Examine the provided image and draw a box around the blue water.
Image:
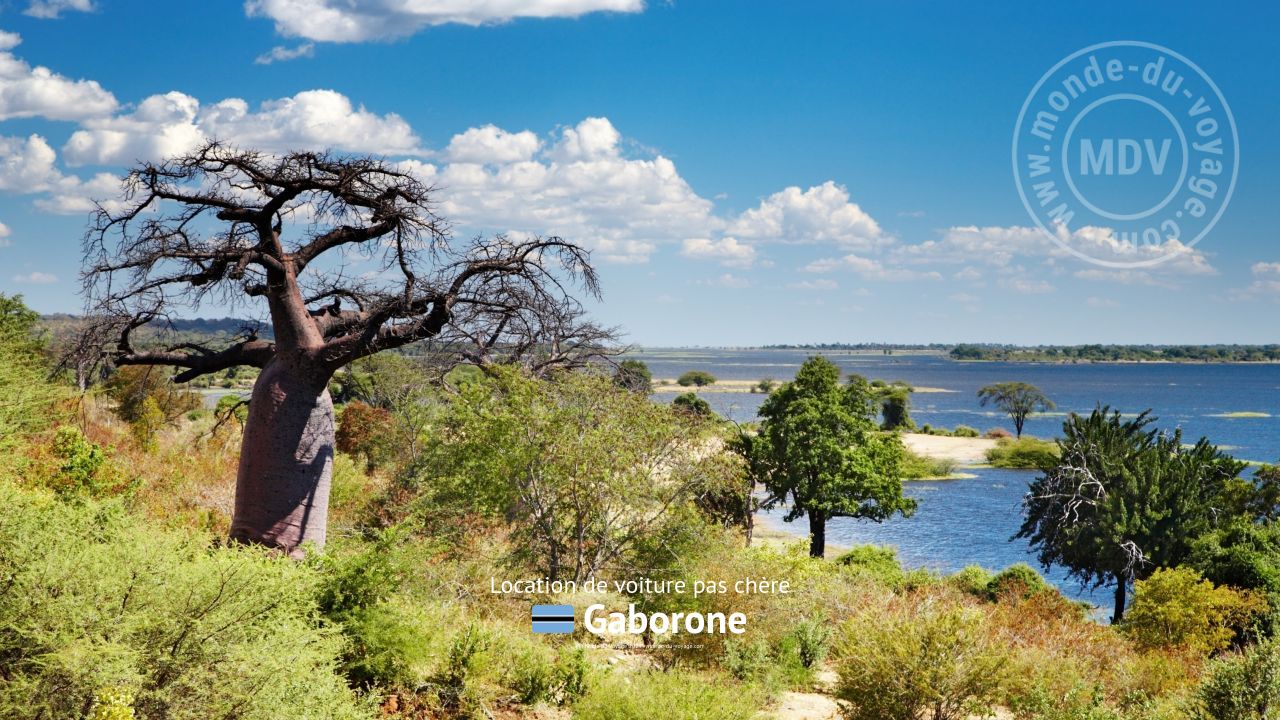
[633,349,1280,605]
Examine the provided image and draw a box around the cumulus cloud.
[63,89,421,165]
[254,43,315,65]
[698,273,750,288]
[445,125,539,164]
[23,0,93,19]
[246,0,645,42]
[0,221,10,247]
[0,134,123,214]
[680,237,755,268]
[728,181,886,249]
[0,31,116,120]
[999,277,1055,294]
[402,118,716,264]
[11,270,56,283]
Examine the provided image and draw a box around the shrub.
[42,425,134,498]
[672,391,713,417]
[949,565,995,597]
[986,437,1060,469]
[676,370,717,387]
[104,365,201,424]
[755,377,776,394]
[983,427,1013,439]
[987,563,1052,601]
[0,480,372,719]
[1124,566,1266,655]
[336,400,395,469]
[901,448,958,479]
[613,359,653,394]
[1193,637,1280,720]
[952,424,980,438]
[573,672,761,720]
[788,617,833,669]
[838,544,906,589]
[835,602,1006,720]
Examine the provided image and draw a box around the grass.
[901,447,960,479]
[1209,411,1272,418]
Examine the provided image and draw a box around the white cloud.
[246,0,645,42]
[728,181,886,249]
[0,31,116,120]
[23,0,93,19]
[445,125,540,164]
[680,237,755,268]
[403,118,716,264]
[63,89,422,165]
[1086,296,1120,308]
[254,42,316,65]
[0,133,123,213]
[12,270,56,283]
[0,221,10,247]
[1229,262,1280,300]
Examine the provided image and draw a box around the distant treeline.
[40,315,273,343]
[949,344,1280,363]
[762,343,950,352]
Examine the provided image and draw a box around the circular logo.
[1012,41,1238,268]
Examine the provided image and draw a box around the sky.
[0,0,1276,346]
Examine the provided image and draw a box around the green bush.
[1194,637,1280,720]
[676,370,717,387]
[986,563,1051,601]
[838,544,906,588]
[1123,566,1266,655]
[901,448,958,479]
[787,617,833,669]
[986,437,1060,469]
[835,604,1006,720]
[952,424,980,438]
[672,391,712,417]
[0,480,372,719]
[573,671,761,720]
[949,565,995,597]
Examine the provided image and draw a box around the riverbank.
[652,379,958,394]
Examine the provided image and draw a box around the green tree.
[0,294,61,455]
[613,359,653,394]
[406,368,722,582]
[1017,407,1248,622]
[873,380,914,431]
[977,381,1054,438]
[1123,566,1265,655]
[738,356,914,558]
[676,370,716,387]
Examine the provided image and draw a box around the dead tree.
[82,142,603,556]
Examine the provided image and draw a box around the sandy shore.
[902,433,997,466]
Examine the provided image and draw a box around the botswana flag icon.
[531,604,574,634]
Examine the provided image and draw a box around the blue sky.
[0,1,1277,346]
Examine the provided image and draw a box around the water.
[633,348,1280,605]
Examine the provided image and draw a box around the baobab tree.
[81,142,605,556]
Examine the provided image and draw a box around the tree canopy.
[1017,406,1248,622]
[740,356,914,557]
[977,382,1054,438]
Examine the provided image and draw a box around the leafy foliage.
[676,370,717,386]
[738,356,914,557]
[835,602,1006,720]
[672,391,712,417]
[1017,406,1248,621]
[1193,636,1280,720]
[0,480,371,719]
[1123,567,1265,655]
[613,358,653,394]
[986,436,1060,469]
[977,381,1054,437]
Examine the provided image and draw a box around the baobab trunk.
[228,357,335,557]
